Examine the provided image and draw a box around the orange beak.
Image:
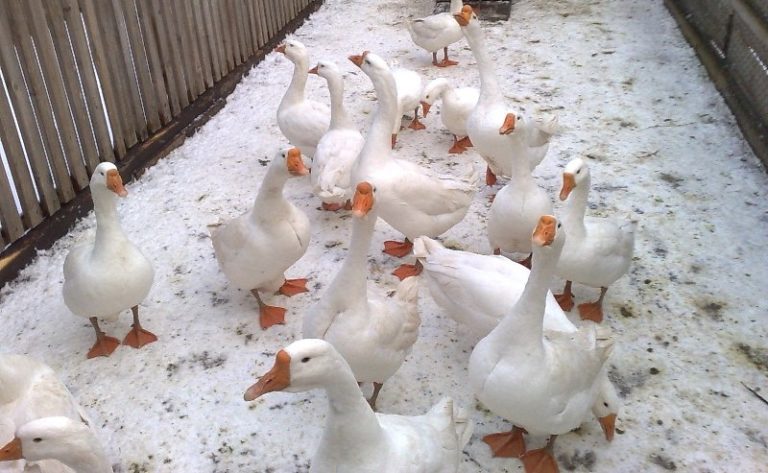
[599,414,617,442]
[351,182,374,217]
[244,350,291,401]
[274,43,286,54]
[499,113,516,135]
[308,65,319,75]
[454,5,472,26]
[286,148,309,176]
[560,172,576,201]
[532,215,556,247]
[106,169,128,197]
[420,101,431,117]
[348,51,369,68]
[0,436,22,461]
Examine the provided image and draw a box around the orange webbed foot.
[321,202,344,211]
[483,429,526,458]
[383,239,413,258]
[259,305,286,329]
[279,278,309,297]
[87,335,120,359]
[578,302,604,323]
[457,136,473,147]
[486,166,498,186]
[392,262,423,280]
[122,325,158,349]
[436,58,459,67]
[554,292,574,311]
[521,448,559,473]
[448,142,467,154]
[408,118,426,130]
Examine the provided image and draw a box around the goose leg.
[432,51,439,66]
[457,136,473,148]
[486,165,498,186]
[383,237,413,258]
[482,426,527,458]
[436,47,459,67]
[554,280,575,311]
[392,260,423,281]
[521,435,559,473]
[251,289,286,329]
[368,382,384,410]
[518,253,532,269]
[87,317,120,359]
[408,107,426,130]
[122,306,158,349]
[278,278,309,297]
[391,133,398,149]
[578,287,608,323]
[449,135,467,154]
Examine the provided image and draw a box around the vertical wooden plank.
[234,0,251,60]
[80,0,138,152]
[210,0,229,75]
[158,0,191,110]
[105,0,148,142]
[191,0,214,88]
[216,0,234,70]
[134,0,172,124]
[228,0,244,64]
[42,0,100,174]
[243,0,258,50]
[174,0,204,99]
[119,0,161,134]
[264,0,277,39]
[24,0,90,190]
[60,0,116,164]
[201,0,222,81]
[0,154,26,241]
[8,0,76,201]
[224,0,242,66]
[0,3,60,214]
[139,0,181,116]
[254,0,269,48]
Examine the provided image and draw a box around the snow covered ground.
[1,0,767,471]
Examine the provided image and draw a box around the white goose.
[211,148,311,329]
[392,66,425,147]
[420,78,479,154]
[0,355,111,473]
[303,182,420,408]
[309,60,365,211]
[412,236,575,338]
[469,216,616,469]
[407,0,464,67]
[554,158,637,323]
[62,162,155,359]
[349,51,478,279]
[0,417,111,473]
[455,6,556,185]
[487,112,553,267]
[275,39,330,157]
[244,339,473,473]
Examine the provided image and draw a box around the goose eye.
[33,438,42,443]
[603,402,609,407]
[576,169,581,174]
[557,223,562,229]
[365,59,371,65]
[301,357,310,363]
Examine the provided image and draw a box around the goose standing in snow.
[391,66,426,147]
[420,78,479,154]
[309,60,365,211]
[349,51,478,280]
[211,148,311,329]
[303,182,420,409]
[62,162,155,359]
[275,40,330,158]
[407,0,464,67]
[244,339,473,473]
[554,158,637,323]
[469,216,617,470]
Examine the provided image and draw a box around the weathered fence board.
[135,0,172,125]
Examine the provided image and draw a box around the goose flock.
[0,3,648,473]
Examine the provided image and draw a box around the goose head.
[592,379,620,442]
[276,147,309,177]
[498,112,525,136]
[454,5,478,28]
[244,339,345,401]
[348,51,390,79]
[420,78,451,116]
[350,181,376,219]
[0,417,109,472]
[560,158,590,201]
[531,215,565,261]
[274,39,308,65]
[90,162,127,198]
[308,60,341,81]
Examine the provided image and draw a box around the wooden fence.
[0,0,317,252]
[665,0,768,169]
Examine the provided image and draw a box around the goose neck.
[562,179,590,233]
[92,190,127,255]
[282,56,309,105]
[327,210,376,299]
[326,73,354,130]
[252,163,291,218]
[361,68,399,160]
[464,25,502,103]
